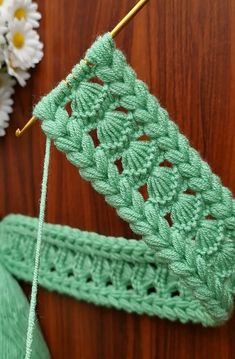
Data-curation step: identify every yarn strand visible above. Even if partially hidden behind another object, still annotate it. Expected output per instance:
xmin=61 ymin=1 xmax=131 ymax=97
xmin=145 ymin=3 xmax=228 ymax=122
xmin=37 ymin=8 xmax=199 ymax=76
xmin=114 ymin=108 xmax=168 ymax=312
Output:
xmin=25 ymin=137 xmax=51 ymax=359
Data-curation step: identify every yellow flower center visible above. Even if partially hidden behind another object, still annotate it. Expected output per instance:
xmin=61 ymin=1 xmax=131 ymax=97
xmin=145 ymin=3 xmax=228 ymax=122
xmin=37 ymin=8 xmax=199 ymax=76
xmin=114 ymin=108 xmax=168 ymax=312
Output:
xmin=14 ymin=7 xmax=27 ymax=20
xmin=0 ymin=0 xmax=4 ymax=6
xmin=12 ymin=32 xmax=25 ymax=49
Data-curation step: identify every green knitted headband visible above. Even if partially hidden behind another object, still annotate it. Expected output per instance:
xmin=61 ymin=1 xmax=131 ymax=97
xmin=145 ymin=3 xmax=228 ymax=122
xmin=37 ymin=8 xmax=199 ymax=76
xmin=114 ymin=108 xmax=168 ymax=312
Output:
xmin=1 ymin=33 xmax=235 ymax=329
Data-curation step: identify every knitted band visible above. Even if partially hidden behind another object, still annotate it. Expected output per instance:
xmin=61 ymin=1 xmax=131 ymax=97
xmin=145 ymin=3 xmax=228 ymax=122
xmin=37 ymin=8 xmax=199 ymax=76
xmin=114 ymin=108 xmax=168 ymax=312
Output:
xmin=0 ymin=214 xmax=212 ymax=325
xmin=32 ymin=33 xmax=235 ymax=326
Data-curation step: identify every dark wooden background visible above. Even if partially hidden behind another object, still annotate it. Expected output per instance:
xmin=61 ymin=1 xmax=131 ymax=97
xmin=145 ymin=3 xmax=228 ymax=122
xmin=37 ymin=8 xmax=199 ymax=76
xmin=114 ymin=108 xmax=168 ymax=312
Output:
xmin=1 ymin=0 xmax=235 ymax=357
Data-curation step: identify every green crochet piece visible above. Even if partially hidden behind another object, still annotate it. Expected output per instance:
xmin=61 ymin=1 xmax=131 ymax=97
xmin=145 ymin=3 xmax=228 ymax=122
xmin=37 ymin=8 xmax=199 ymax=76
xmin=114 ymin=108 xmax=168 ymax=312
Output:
xmin=3 ymin=32 xmax=235 ymax=327
xmin=32 ymin=32 xmax=235 ymax=326
xmin=0 ymin=214 xmax=211 ymax=325
xmin=0 ymin=258 xmax=50 ymax=358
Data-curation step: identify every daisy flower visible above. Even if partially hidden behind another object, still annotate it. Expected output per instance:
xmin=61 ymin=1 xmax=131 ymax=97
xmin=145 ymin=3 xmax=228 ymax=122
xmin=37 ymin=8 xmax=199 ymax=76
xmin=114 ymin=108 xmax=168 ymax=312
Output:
xmin=0 ymin=0 xmax=8 ymax=18
xmin=0 ymin=50 xmax=5 ymax=68
xmin=0 ymin=72 xmax=15 ymax=136
xmin=0 ymin=72 xmax=15 ymax=96
xmin=4 ymin=48 xmax=30 ymax=86
xmin=0 ymin=17 xmax=7 ymax=45
xmin=0 ymin=18 xmax=7 ymax=67
xmin=5 ymin=0 xmax=42 ymax=28
xmin=6 ymin=19 xmax=43 ymax=70
xmin=0 ymin=1 xmax=43 ymax=135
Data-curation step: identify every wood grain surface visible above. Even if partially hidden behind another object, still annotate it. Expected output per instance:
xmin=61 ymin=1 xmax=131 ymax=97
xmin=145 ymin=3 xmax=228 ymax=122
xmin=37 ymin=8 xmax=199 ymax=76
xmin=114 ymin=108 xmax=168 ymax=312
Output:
xmin=1 ymin=0 xmax=235 ymax=358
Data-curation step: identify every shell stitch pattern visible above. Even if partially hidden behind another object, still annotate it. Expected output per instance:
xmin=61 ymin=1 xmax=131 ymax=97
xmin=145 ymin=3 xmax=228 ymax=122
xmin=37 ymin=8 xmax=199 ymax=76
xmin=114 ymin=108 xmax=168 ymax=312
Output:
xmin=32 ymin=33 xmax=235 ymax=326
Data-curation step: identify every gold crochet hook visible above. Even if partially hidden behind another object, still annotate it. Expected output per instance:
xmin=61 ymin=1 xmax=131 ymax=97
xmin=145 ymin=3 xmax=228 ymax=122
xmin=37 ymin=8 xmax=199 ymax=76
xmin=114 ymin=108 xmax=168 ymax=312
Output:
xmin=15 ymin=0 xmax=149 ymax=137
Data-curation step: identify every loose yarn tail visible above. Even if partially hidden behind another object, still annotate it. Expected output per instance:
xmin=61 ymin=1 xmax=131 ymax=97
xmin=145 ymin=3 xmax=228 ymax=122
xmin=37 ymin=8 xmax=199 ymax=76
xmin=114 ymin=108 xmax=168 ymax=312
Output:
xmin=25 ymin=138 xmax=51 ymax=359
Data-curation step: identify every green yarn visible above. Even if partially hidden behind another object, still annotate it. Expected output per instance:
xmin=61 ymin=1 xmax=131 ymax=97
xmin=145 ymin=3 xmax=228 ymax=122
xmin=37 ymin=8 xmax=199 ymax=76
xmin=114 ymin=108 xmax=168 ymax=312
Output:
xmin=4 ymin=32 xmax=232 ymax=327
xmin=0 ymin=214 xmax=213 ymax=325
xmin=0 ymin=261 xmax=50 ymax=358
xmin=25 ymin=137 xmax=51 ymax=359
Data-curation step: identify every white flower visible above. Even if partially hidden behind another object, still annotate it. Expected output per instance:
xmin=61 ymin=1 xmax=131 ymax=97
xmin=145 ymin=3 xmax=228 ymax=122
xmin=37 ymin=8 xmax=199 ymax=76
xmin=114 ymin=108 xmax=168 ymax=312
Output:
xmin=0 ymin=1 xmax=43 ymax=133
xmin=0 ymin=51 xmax=4 ymax=68
xmin=0 ymin=0 xmax=8 ymax=18
xmin=5 ymin=0 xmax=41 ymax=28
xmin=0 ymin=18 xmax=7 ymax=45
xmin=0 ymin=17 xmax=7 ymax=68
xmin=0 ymin=72 xmax=15 ymax=96
xmin=6 ymin=19 xmax=43 ymax=70
xmin=6 ymin=63 xmax=30 ymax=87
xmin=0 ymin=90 xmax=13 ymax=136
xmin=4 ymin=48 xmax=30 ymax=86
xmin=0 ymin=72 xmax=15 ymax=136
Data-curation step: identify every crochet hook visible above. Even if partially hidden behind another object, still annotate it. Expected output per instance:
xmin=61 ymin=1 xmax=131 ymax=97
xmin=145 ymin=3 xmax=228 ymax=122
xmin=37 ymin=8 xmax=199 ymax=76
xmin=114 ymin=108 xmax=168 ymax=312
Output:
xmin=15 ymin=0 xmax=149 ymax=138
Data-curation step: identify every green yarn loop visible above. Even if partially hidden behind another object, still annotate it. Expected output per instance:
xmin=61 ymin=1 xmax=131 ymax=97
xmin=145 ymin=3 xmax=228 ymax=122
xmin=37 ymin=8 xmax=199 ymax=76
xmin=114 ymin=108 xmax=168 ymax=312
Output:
xmin=29 ymin=32 xmax=235 ymax=326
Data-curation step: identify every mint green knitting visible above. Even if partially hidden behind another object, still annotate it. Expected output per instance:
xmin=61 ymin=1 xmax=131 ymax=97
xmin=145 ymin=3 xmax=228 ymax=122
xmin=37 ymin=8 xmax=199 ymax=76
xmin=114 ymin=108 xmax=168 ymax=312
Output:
xmin=1 ymin=32 xmax=235 ymax=327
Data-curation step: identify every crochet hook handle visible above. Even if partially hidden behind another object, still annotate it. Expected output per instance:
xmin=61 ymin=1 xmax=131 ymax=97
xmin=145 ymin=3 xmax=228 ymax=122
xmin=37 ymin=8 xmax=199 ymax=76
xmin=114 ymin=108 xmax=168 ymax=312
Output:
xmin=15 ymin=0 xmax=150 ymax=138
xmin=110 ymin=0 xmax=149 ymax=38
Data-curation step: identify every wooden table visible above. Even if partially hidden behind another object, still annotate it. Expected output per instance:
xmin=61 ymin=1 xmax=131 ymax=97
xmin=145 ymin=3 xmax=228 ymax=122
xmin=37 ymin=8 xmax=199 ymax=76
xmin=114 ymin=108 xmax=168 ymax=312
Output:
xmin=1 ymin=1 xmax=235 ymax=357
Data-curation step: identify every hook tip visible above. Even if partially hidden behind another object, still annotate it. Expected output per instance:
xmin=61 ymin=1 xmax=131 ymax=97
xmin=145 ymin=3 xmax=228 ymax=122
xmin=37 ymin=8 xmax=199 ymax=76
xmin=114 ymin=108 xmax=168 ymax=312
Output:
xmin=15 ymin=116 xmax=37 ymax=138
xmin=15 ymin=129 xmax=21 ymax=137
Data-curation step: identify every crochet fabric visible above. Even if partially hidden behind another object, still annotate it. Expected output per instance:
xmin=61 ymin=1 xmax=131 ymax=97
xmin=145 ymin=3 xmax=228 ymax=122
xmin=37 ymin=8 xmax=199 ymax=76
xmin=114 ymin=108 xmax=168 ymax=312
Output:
xmin=10 ymin=33 xmax=235 ymax=326
xmin=0 ymin=259 xmax=50 ymax=358
xmin=0 ymin=214 xmax=209 ymax=325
